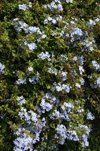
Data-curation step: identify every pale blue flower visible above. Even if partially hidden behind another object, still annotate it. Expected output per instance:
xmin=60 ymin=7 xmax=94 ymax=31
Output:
xmin=66 ymin=130 xmax=79 ymax=141
xmin=56 ymin=124 xmax=67 ymax=144
xmin=0 ymin=63 xmax=5 ymax=73
xmin=38 ymin=52 xmax=50 ymax=60
xmin=82 ymin=134 xmax=89 ymax=147
xmin=25 ymin=42 xmax=37 ymax=50
xmin=40 ymin=99 xmax=53 ymax=113
xmin=87 ymin=19 xmax=96 ymax=27
xmin=29 ymin=76 xmax=39 ymax=84
xmin=28 ymin=26 xmax=40 ymax=33
xmin=14 ymin=130 xmax=33 ymax=151
xmin=87 ymin=111 xmax=95 ymax=120
xmin=66 ymin=0 xmax=73 ymax=3
xmin=16 ymin=78 xmax=26 ymax=85
xmin=79 ymin=66 xmax=84 ymax=75
xmin=28 ymin=66 xmax=33 ymax=72
xmin=19 ymin=4 xmax=28 ymax=11
xmin=92 ymin=60 xmax=100 ymax=70
xmin=17 ymin=96 xmax=26 ymax=105
xmin=18 ymin=3 xmax=32 ymax=11
xmin=97 ymin=77 xmax=100 ymax=87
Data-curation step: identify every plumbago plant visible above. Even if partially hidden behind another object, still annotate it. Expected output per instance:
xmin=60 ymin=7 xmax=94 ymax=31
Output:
xmin=0 ymin=0 xmax=100 ymax=150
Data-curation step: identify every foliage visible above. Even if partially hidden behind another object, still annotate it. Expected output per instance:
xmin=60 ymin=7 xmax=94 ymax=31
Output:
xmin=0 ymin=0 xmax=100 ymax=151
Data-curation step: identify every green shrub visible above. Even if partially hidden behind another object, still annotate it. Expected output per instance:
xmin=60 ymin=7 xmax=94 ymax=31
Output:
xmin=0 ymin=0 xmax=100 ymax=150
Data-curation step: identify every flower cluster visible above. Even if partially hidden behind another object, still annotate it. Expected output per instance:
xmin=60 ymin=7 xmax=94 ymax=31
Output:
xmin=17 ymin=96 xmax=26 ymax=105
xmin=53 ymin=82 xmax=71 ymax=93
xmin=24 ymin=42 xmax=37 ymax=50
xmin=44 ymin=0 xmax=63 ymax=12
xmin=18 ymin=2 xmax=32 ymax=11
xmin=92 ymin=60 xmax=100 ymax=70
xmin=44 ymin=15 xmax=62 ymax=25
xmin=66 ymin=130 xmax=79 ymax=141
xmin=55 ymin=124 xmax=67 ymax=144
xmin=39 ymin=93 xmax=59 ymax=113
xmin=51 ymin=102 xmax=74 ymax=121
xmin=79 ymin=125 xmax=91 ymax=147
xmin=87 ymin=111 xmax=95 ymax=120
xmin=14 ymin=128 xmax=33 ymax=151
xmin=38 ymin=52 xmax=50 ymax=60
xmin=14 ymin=107 xmax=46 ymax=150
xmin=16 ymin=78 xmax=26 ymax=85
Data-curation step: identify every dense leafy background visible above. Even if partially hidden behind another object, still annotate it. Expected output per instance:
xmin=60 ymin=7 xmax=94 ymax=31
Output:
xmin=0 ymin=0 xmax=100 ymax=151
